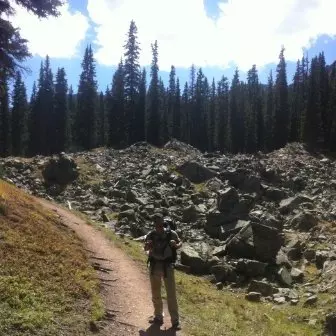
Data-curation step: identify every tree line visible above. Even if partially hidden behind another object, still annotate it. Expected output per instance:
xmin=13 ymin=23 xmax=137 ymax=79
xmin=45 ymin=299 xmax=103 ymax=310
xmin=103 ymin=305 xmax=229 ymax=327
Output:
xmin=1 ymin=20 xmax=336 ymax=158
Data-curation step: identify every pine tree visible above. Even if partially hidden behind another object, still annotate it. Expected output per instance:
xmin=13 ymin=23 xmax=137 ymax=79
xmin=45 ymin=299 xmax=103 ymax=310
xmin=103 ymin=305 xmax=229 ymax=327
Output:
xmin=53 ymin=67 xmax=69 ymax=153
xmin=328 ymin=62 xmax=336 ymax=152
xmin=137 ymin=68 xmax=146 ymax=142
xmin=147 ymin=40 xmax=160 ymax=146
xmin=245 ymin=65 xmax=261 ymax=153
xmin=11 ymin=71 xmax=28 ymax=156
xmin=27 ymin=81 xmax=37 ymax=156
xmin=173 ymin=77 xmax=181 ymax=140
xmin=229 ymin=68 xmax=244 ymax=153
xmin=299 ymin=55 xmax=309 ymax=141
xmin=167 ymin=65 xmax=176 ymax=138
xmin=216 ymin=76 xmax=229 ymax=151
xmin=303 ymin=56 xmax=321 ymax=150
xmin=0 ymin=72 xmax=11 ymax=157
xmin=264 ymin=71 xmax=274 ymax=151
xmin=181 ymin=82 xmax=190 ymax=144
xmin=109 ymin=60 xmax=125 ymax=148
xmin=290 ymin=60 xmax=303 ymax=142
xmin=159 ymin=78 xmax=169 ymax=145
xmin=77 ymin=45 xmax=97 ymax=150
xmin=31 ymin=56 xmax=54 ymax=155
xmin=318 ymin=52 xmax=330 ymax=147
xmin=97 ymin=91 xmax=106 ymax=147
xmin=274 ymin=47 xmax=289 ymax=149
xmin=67 ymin=85 xmax=76 ymax=149
xmin=190 ymin=68 xmax=209 ymax=151
xmin=208 ymin=78 xmax=216 ymax=151
xmin=133 ymin=67 xmax=145 ymax=143
xmin=123 ymin=20 xmax=141 ymax=145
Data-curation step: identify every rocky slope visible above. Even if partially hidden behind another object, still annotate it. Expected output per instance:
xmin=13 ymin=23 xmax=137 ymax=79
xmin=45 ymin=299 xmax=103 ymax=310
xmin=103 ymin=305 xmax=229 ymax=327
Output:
xmin=1 ymin=141 xmax=336 ymax=324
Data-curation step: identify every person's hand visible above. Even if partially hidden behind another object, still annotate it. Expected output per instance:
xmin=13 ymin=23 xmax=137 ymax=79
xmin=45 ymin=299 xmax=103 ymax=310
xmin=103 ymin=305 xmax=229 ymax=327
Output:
xmin=170 ymin=240 xmax=177 ymax=248
xmin=145 ymin=240 xmax=153 ymax=250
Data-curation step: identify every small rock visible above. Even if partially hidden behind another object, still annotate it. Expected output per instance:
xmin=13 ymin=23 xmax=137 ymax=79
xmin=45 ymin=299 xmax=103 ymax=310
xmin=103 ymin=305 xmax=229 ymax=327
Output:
xmin=126 ymin=190 xmax=138 ymax=203
xmin=277 ymin=267 xmax=292 ymax=287
xmin=276 ymin=249 xmax=292 ymax=268
xmin=316 ymin=250 xmax=329 ymax=269
xmin=303 ymin=249 xmax=316 ymax=261
xmin=246 ymin=292 xmax=262 ymax=302
xmin=216 ymin=282 xmax=224 ymax=290
xmin=182 ymin=204 xmax=198 ymax=222
xmin=291 ymin=268 xmax=304 ymax=283
xmin=118 ymin=209 xmax=136 ymax=221
xmin=212 ymin=245 xmax=227 ymax=257
xmin=273 ymin=296 xmax=286 ymax=304
xmin=304 ymin=295 xmax=318 ymax=306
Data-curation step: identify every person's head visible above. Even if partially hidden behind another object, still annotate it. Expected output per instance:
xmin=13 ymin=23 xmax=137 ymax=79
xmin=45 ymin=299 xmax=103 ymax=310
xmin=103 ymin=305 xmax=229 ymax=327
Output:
xmin=153 ymin=213 xmax=165 ymax=233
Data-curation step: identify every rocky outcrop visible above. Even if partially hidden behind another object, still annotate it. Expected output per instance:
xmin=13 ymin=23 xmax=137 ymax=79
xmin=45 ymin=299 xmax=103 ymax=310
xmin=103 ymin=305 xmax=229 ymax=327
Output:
xmin=42 ymin=153 xmax=79 ymax=185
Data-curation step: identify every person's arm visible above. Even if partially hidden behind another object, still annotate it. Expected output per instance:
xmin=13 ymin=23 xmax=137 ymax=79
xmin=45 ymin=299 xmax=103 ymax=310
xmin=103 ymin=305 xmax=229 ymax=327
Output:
xmin=144 ymin=232 xmax=153 ymax=251
xmin=170 ymin=231 xmax=182 ymax=249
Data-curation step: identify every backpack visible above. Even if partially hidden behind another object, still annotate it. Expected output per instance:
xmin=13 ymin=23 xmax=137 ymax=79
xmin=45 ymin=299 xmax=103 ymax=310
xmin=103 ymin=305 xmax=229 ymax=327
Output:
xmin=146 ymin=228 xmax=177 ymax=276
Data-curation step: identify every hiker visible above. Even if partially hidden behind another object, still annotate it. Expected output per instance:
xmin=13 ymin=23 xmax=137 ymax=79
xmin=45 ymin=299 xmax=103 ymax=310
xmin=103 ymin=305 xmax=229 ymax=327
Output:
xmin=144 ymin=213 xmax=182 ymax=330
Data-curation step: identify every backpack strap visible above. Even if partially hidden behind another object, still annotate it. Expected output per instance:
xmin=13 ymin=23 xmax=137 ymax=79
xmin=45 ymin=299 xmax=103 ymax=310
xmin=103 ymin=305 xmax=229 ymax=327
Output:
xmin=147 ymin=230 xmax=176 ymax=278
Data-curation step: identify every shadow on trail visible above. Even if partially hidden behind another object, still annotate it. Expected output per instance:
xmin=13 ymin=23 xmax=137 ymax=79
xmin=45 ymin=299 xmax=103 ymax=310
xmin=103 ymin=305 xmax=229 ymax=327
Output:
xmin=138 ymin=323 xmax=177 ymax=336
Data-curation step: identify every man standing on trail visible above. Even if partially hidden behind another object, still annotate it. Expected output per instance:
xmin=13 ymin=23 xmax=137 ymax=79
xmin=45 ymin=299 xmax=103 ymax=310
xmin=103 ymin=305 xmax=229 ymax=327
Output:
xmin=144 ymin=213 xmax=182 ymax=330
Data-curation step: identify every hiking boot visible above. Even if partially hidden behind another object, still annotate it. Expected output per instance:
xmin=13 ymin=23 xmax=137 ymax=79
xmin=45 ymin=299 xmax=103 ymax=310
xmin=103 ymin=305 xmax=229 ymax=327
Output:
xmin=148 ymin=316 xmax=163 ymax=325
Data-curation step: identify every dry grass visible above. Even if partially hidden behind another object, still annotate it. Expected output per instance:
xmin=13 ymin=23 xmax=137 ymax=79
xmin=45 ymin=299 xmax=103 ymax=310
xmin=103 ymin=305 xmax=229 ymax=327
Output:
xmin=75 ymin=157 xmax=104 ymax=186
xmin=0 ymin=180 xmax=103 ymax=336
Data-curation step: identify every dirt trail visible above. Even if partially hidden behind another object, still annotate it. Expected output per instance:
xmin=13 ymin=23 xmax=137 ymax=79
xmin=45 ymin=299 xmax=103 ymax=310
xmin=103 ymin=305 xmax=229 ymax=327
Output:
xmin=37 ymin=198 xmax=183 ymax=336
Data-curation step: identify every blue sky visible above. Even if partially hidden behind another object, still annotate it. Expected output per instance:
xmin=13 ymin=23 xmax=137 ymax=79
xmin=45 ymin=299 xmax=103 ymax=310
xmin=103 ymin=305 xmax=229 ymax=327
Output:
xmin=10 ymin=0 xmax=336 ymax=97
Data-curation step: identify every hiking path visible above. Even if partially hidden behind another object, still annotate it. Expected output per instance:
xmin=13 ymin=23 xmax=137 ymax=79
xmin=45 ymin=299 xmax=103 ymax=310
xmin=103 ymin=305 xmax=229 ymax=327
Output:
xmin=37 ymin=198 xmax=183 ymax=336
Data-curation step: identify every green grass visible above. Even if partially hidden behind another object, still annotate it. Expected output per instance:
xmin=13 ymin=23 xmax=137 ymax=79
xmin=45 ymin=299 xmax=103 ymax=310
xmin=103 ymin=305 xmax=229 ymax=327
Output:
xmin=0 ymin=180 xmax=103 ymax=336
xmin=75 ymin=157 xmax=104 ymax=186
xmin=89 ymin=222 xmax=328 ymax=336
xmin=194 ymin=182 xmax=207 ymax=193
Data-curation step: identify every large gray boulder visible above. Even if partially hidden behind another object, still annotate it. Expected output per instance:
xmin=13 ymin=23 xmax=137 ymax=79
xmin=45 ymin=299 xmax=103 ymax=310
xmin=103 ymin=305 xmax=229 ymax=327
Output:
xmin=42 ymin=153 xmax=79 ymax=185
xmin=236 ymin=259 xmax=268 ymax=277
xmin=176 ymin=161 xmax=217 ymax=183
xmin=205 ymin=212 xmax=248 ymax=239
xmin=211 ymin=264 xmax=237 ymax=283
xmin=248 ymin=280 xmax=278 ymax=297
xmin=279 ymin=195 xmax=313 ymax=214
xmin=226 ymin=222 xmax=283 ymax=262
xmin=180 ymin=245 xmax=209 ymax=274
xmin=290 ymin=211 xmax=318 ymax=231
xmin=217 ymin=187 xmax=239 ymax=213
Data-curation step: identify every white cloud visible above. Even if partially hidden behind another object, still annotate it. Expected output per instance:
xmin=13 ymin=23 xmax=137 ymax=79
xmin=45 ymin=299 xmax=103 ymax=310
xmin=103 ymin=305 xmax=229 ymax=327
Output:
xmin=10 ymin=1 xmax=89 ymax=58
xmin=88 ymin=0 xmax=336 ymax=71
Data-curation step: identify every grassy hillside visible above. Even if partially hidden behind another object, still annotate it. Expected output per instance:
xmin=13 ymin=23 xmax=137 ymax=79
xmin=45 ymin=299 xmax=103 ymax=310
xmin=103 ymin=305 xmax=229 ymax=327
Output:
xmin=0 ymin=180 xmax=103 ymax=336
